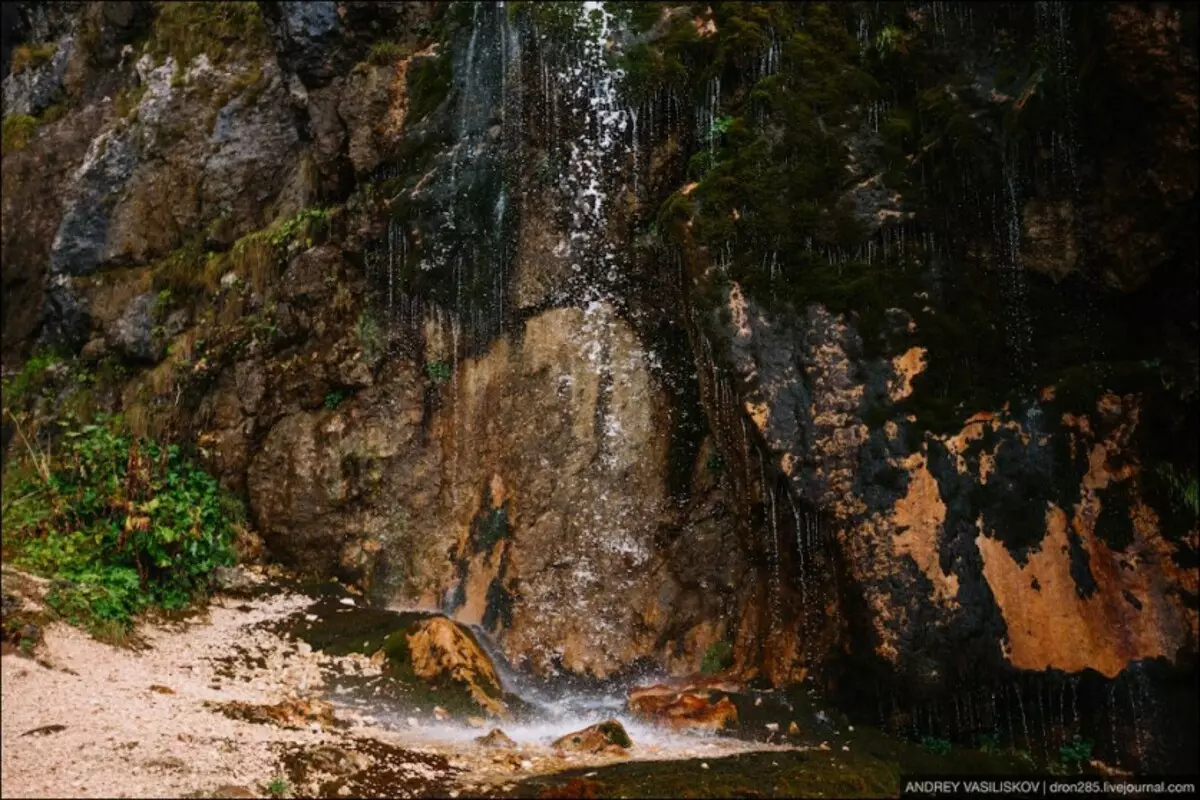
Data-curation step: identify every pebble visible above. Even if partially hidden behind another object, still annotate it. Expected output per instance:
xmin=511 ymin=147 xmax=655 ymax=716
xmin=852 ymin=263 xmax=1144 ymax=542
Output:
xmin=339 ymin=598 xmax=355 ymax=607
xmin=520 ymin=760 xmax=533 ymax=770
xmin=765 ymin=723 xmax=779 ymax=732
xmin=407 ymin=717 xmax=420 ymax=728
xmin=338 ymin=787 xmax=352 ymax=796
xmin=701 ymin=763 xmax=709 ymax=770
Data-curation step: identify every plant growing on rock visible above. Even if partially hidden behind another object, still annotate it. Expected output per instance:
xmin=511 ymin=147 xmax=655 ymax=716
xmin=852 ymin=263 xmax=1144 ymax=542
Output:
xmin=367 ymin=40 xmax=407 ymax=66
xmin=701 ymin=640 xmax=734 ymax=674
xmin=426 ymin=361 xmax=452 ymax=385
xmin=1059 ymin=735 xmax=1093 ymax=768
xmin=10 ymin=42 xmax=57 ymax=74
xmin=1 ymin=115 xmax=39 ymax=155
xmin=265 ymin=776 xmax=290 ymax=798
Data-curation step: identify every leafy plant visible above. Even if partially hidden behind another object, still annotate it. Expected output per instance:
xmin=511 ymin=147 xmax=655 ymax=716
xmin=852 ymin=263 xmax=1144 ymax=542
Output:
xmin=324 ymin=391 xmax=347 ymax=410
xmin=2 ymin=414 xmax=240 ymax=633
xmin=1 ymin=350 xmax=63 ymax=411
xmin=426 ymin=361 xmax=452 ymax=385
xmin=705 ymin=451 xmax=725 ymax=475
xmin=269 ymin=207 xmax=332 ymax=252
xmin=710 ymin=113 xmax=735 ymax=140
xmin=1059 ymin=735 xmax=1093 ymax=767
xmin=266 ymin=777 xmax=290 ymax=798
xmin=921 ymin=736 xmax=952 ymax=756
xmin=700 ymin=640 xmax=734 ymax=674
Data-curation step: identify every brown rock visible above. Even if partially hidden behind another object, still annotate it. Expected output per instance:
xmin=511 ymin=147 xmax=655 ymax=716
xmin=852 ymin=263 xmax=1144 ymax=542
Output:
xmin=627 ymin=683 xmax=739 ymax=732
xmin=475 ymin=728 xmax=517 ymax=749
xmin=551 ymin=719 xmax=632 ymax=754
xmin=404 ymin=617 xmax=506 ymax=716
xmin=211 ymin=695 xmax=335 ymax=730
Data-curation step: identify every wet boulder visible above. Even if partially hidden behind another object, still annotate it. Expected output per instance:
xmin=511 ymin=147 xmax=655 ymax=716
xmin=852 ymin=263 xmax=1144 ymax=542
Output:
xmin=551 ymin=719 xmax=632 ymax=755
xmin=388 ymin=616 xmax=507 ymax=717
xmin=627 ymin=681 xmax=739 ymax=732
xmin=475 ymin=728 xmax=517 ymax=749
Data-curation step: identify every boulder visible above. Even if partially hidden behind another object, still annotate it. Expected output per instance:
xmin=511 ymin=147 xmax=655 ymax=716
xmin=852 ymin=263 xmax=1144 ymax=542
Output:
xmin=402 ymin=616 xmax=507 ymax=716
xmin=475 ymin=728 xmax=516 ymax=749
xmin=551 ymin=719 xmax=632 ymax=754
xmin=627 ymin=682 xmax=739 ymax=732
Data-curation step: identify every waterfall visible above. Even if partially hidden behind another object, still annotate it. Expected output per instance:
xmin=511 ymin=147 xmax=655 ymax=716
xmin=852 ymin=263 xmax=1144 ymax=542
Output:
xmin=1035 ymin=0 xmax=1080 ymax=197
xmin=998 ymin=157 xmax=1033 ymax=383
xmin=767 ymin=486 xmax=781 ymax=638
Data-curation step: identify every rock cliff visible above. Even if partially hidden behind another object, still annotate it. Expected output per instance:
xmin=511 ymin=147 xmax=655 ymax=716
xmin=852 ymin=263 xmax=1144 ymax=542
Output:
xmin=2 ymin=0 xmax=1196 ymax=772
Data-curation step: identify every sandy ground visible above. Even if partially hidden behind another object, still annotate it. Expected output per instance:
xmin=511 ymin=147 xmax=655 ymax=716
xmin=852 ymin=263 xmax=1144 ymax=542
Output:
xmin=1 ymin=589 xmax=342 ymax=798
xmin=1 ymin=571 xmax=795 ymax=799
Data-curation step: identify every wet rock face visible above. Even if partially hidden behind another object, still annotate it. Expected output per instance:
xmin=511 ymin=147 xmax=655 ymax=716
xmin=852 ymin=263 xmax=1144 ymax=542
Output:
xmin=723 ymin=283 xmax=1197 ymax=687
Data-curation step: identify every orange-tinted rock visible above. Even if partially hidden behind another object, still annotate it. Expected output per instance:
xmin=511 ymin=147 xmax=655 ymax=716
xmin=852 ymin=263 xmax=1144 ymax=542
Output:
xmin=405 ymin=617 xmax=507 ymax=716
xmin=627 ymin=682 xmax=739 ymax=732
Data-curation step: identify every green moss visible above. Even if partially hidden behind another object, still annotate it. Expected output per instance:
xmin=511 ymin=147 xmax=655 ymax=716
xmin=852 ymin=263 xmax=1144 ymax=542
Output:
xmin=597 ymin=720 xmax=632 ymax=749
xmin=150 ymin=240 xmax=211 ymax=298
xmin=472 ymin=505 xmax=509 ymax=554
xmin=148 ymin=1 xmax=269 ymax=72
xmin=10 ymin=42 xmax=57 ymax=74
xmin=406 ymin=52 xmax=452 ymax=122
xmin=367 ymin=40 xmax=408 ymax=66
xmin=701 ymin=640 xmax=734 ymax=674
xmin=1 ymin=114 xmax=38 ymax=154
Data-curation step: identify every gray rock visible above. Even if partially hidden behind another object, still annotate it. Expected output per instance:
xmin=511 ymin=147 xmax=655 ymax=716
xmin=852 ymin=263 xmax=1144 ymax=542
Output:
xmin=2 ymin=33 xmax=74 ymax=117
xmin=261 ymin=1 xmax=341 ymax=86
xmin=211 ymin=565 xmax=257 ymax=594
xmin=109 ymin=292 xmax=159 ymax=362
xmin=49 ymin=128 xmax=137 ymax=277
xmin=204 ymin=62 xmax=301 ymax=226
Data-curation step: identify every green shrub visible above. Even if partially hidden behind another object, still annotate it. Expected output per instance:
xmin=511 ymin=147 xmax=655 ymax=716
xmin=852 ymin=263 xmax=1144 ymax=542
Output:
xmin=700 ymin=640 xmax=734 ymax=674
xmin=323 ymin=390 xmax=347 ymax=410
xmin=2 ymin=414 xmax=240 ymax=633
xmin=266 ymin=777 xmax=289 ymax=798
